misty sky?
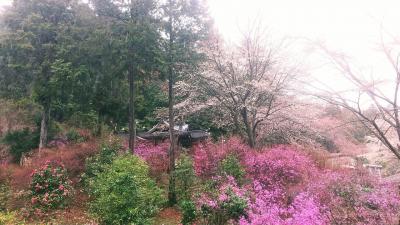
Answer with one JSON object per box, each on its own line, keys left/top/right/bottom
{"left": 207, "top": 0, "right": 400, "bottom": 93}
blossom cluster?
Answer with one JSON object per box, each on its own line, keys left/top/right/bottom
{"left": 30, "top": 160, "right": 73, "bottom": 210}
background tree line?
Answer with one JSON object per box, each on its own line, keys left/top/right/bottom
{"left": 0, "top": 0, "right": 211, "bottom": 204}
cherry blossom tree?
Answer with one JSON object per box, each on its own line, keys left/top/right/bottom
{"left": 178, "top": 28, "right": 299, "bottom": 147}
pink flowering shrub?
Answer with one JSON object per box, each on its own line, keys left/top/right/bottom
{"left": 307, "top": 170, "right": 400, "bottom": 225}
{"left": 197, "top": 176, "right": 248, "bottom": 225}
{"left": 188, "top": 138, "right": 400, "bottom": 225}
{"left": 244, "top": 146, "right": 317, "bottom": 188}
{"left": 241, "top": 160, "right": 400, "bottom": 225}
{"left": 193, "top": 137, "right": 249, "bottom": 177}
{"left": 30, "top": 160, "right": 74, "bottom": 210}
{"left": 135, "top": 141, "right": 170, "bottom": 174}
{"left": 239, "top": 181, "right": 328, "bottom": 225}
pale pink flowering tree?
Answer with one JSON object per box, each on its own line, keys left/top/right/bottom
{"left": 176, "top": 27, "right": 300, "bottom": 147}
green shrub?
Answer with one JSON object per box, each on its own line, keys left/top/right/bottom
{"left": 66, "top": 128, "right": 86, "bottom": 143}
{"left": 68, "top": 111, "right": 98, "bottom": 131}
{"left": 83, "top": 139, "right": 122, "bottom": 187}
{"left": 0, "top": 211, "right": 26, "bottom": 225}
{"left": 175, "top": 154, "right": 196, "bottom": 201}
{"left": 219, "top": 154, "right": 245, "bottom": 183}
{"left": 0, "top": 183, "right": 10, "bottom": 212}
{"left": 2, "top": 128, "right": 39, "bottom": 162}
{"left": 88, "top": 155, "right": 165, "bottom": 225}
{"left": 30, "top": 161, "right": 74, "bottom": 210}
{"left": 200, "top": 188, "right": 248, "bottom": 225}
{"left": 180, "top": 200, "right": 197, "bottom": 225}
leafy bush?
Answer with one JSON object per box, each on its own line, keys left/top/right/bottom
{"left": 175, "top": 154, "right": 196, "bottom": 201}
{"left": 88, "top": 155, "right": 165, "bottom": 225}
{"left": 0, "top": 211, "right": 26, "bottom": 225}
{"left": 66, "top": 128, "right": 87, "bottom": 143}
{"left": 219, "top": 154, "right": 245, "bottom": 183}
{"left": 83, "top": 138, "right": 122, "bottom": 185}
{"left": 197, "top": 176, "right": 248, "bottom": 225}
{"left": 2, "top": 128, "right": 39, "bottom": 162}
{"left": 180, "top": 200, "right": 197, "bottom": 225}
{"left": 30, "top": 161, "right": 74, "bottom": 210}
{"left": 0, "top": 183, "right": 10, "bottom": 212}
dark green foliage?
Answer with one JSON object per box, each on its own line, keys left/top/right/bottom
{"left": 0, "top": 175, "right": 11, "bottom": 212}
{"left": 180, "top": 200, "right": 197, "bottom": 225}
{"left": 200, "top": 189, "right": 248, "bottom": 225}
{"left": 218, "top": 190, "right": 248, "bottom": 221}
{"left": 83, "top": 138, "right": 122, "bottom": 185}
{"left": 88, "top": 155, "right": 165, "bottom": 225}
{"left": 65, "top": 128, "right": 86, "bottom": 143}
{"left": 135, "top": 82, "right": 168, "bottom": 132}
{"left": 68, "top": 111, "right": 98, "bottom": 128}
{"left": 175, "top": 154, "right": 196, "bottom": 201}
{"left": 2, "top": 128, "right": 39, "bottom": 162}
{"left": 0, "top": 0, "right": 210, "bottom": 146}
{"left": 219, "top": 154, "right": 245, "bottom": 183}
{"left": 187, "top": 110, "right": 229, "bottom": 140}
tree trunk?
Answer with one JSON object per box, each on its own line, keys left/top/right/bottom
{"left": 168, "top": 64, "right": 177, "bottom": 205}
{"left": 128, "top": 63, "right": 136, "bottom": 154}
{"left": 39, "top": 104, "right": 50, "bottom": 154}
{"left": 167, "top": 60, "right": 178, "bottom": 206}
{"left": 167, "top": 2, "right": 177, "bottom": 205}
{"left": 241, "top": 107, "right": 256, "bottom": 148}
{"left": 232, "top": 111, "right": 244, "bottom": 139}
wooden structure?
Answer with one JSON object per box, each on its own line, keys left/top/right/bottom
{"left": 137, "top": 121, "right": 209, "bottom": 145}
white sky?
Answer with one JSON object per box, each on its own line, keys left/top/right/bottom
{"left": 208, "top": 0, "right": 400, "bottom": 95}
{"left": 208, "top": 0, "right": 400, "bottom": 45}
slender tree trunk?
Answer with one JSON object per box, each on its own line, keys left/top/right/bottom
{"left": 167, "top": 2, "right": 177, "bottom": 205}
{"left": 168, "top": 65, "right": 177, "bottom": 205}
{"left": 39, "top": 104, "right": 50, "bottom": 154}
{"left": 128, "top": 62, "right": 136, "bottom": 154}
{"left": 241, "top": 107, "right": 255, "bottom": 148}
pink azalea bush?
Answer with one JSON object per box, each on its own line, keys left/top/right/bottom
{"left": 193, "top": 137, "right": 248, "bottom": 177}
{"left": 239, "top": 181, "right": 328, "bottom": 225}
{"left": 306, "top": 170, "right": 400, "bottom": 225}
{"left": 190, "top": 138, "right": 400, "bottom": 225}
{"left": 244, "top": 146, "right": 317, "bottom": 188}
{"left": 135, "top": 141, "right": 170, "bottom": 174}
{"left": 30, "top": 160, "right": 73, "bottom": 210}
{"left": 196, "top": 176, "right": 248, "bottom": 225}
